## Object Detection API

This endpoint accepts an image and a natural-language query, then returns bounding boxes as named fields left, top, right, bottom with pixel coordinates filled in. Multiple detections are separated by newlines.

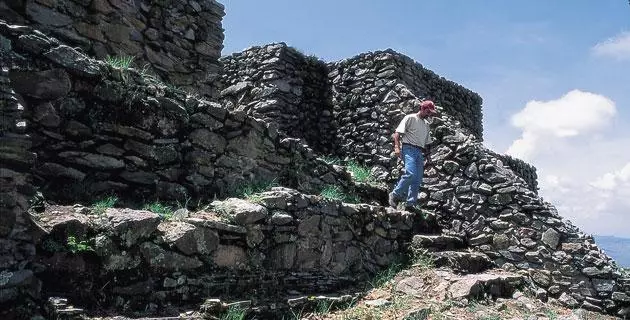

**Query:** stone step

left=430, top=250, right=494, bottom=274
left=444, top=270, right=525, bottom=300
left=394, top=269, right=524, bottom=301
left=410, top=234, right=466, bottom=252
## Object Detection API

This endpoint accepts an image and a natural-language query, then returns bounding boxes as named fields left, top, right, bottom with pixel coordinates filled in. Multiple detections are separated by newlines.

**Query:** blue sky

left=222, top=1, right=630, bottom=237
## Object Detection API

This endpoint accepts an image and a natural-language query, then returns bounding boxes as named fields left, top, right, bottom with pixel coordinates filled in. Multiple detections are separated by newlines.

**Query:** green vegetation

left=284, top=306, right=305, bottom=320
left=544, top=309, right=558, bottom=320
left=233, top=179, right=279, bottom=202
left=368, top=262, right=404, bottom=288
left=315, top=299, right=334, bottom=315
left=220, top=305, right=246, bottom=320
left=91, top=196, right=118, bottom=215
left=105, top=55, right=135, bottom=69
left=411, top=248, right=436, bottom=271
left=143, top=201, right=174, bottom=220
left=319, top=185, right=360, bottom=203
left=66, top=235, right=94, bottom=254
left=346, top=160, right=374, bottom=184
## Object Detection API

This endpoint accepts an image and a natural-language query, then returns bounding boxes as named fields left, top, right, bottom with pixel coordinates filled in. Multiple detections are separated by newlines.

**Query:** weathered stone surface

left=213, top=198, right=268, bottom=225
left=447, top=273, right=523, bottom=299
left=10, top=69, right=71, bottom=99
left=541, top=228, right=560, bottom=249
left=558, top=292, right=579, bottom=308
left=104, top=208, right=160, bottom=247
left=140, top=242, right=203, bottom=270
left=411, top=235, right=465, bottom=251
left=158, top=222, right=219, bottom=255
left=212, top=245, right=247, bottom=269
left=395, top=276, right=426, bottom=295
left=190, top=128, right=226, bottom=153
left=431, top=251, right=493, bottom=274
left=58, top=151, right=124, bottom=170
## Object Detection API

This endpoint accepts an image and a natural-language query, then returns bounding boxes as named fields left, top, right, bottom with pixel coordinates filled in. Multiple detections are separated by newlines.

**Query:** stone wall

left=0, top=22, right=352, bottom=206
left=32, top=187, right=422, bottom=315
left=421, top=112, right=629, bottom=317
left=329, top=49, right=483, bottom=147
left=490, top=151, right=538, bottom=193
left=0, top=0, right=225, bottom=97
left=0, top=54, right=40, bottom=317
left=219, top=43, right=336, bottom=154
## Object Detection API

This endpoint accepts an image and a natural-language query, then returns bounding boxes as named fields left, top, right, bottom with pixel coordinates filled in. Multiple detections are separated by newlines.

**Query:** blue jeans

left=392, top=144, right=424, bottom=206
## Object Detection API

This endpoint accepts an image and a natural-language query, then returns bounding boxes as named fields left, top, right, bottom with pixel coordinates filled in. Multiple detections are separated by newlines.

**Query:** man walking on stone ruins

left=388, top=100, right=437, bottom=210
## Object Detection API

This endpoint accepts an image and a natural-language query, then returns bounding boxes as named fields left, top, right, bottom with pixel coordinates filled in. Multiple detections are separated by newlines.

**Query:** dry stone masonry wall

left=219, top=43, right=336, bottom=154
left=1, top=23, right=352, bottom=207
left=32, top=187, right=421, bottom=316
left=0, top=57, right=40, bottom=316
left=0, top=0, right=225, bottom=97
left=490, top=150, right=539, bottom=193
left=420, top=113, right=630, bottom=317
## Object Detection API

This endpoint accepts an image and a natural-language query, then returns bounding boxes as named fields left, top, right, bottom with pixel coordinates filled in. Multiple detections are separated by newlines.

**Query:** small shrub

left=66, top=235, right=94, bottom=254
left=91, top=196, right=118, bottom=215
left=143, top=202, right=174, bottom=220
left=105, top=55, right=135, bottom=69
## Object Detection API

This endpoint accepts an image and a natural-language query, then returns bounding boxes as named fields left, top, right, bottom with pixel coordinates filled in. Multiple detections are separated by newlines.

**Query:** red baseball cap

left=419, top=100, right=437, bottom=114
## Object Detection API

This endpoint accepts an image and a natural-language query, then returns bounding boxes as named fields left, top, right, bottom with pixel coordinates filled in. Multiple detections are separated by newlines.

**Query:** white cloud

left=591, top=163, right=630, bottom=190
left=592, top=31, right=630, bottom=61
left=505, top=90, right=630, bottom=237
left=506, top=90, right=616, bottom=160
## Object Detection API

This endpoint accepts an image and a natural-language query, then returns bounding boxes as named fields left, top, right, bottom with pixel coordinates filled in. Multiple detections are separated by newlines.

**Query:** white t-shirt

left=395, top=114, right=433, bottom=148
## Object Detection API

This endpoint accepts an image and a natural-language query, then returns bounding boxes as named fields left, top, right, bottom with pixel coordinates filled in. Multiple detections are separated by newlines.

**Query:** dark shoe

left=388, top=192, right=399, bottom=208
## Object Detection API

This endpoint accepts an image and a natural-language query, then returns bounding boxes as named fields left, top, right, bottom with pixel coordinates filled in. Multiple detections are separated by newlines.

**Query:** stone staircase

left=407, top=217, right=526, bottom=301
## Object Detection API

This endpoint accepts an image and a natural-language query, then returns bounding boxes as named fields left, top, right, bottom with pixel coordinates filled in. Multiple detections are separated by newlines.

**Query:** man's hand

left=394, top=147, right=401, bottom=159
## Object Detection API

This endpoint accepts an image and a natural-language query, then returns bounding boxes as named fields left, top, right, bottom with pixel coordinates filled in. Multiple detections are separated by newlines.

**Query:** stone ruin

left=1, top=0, right=629, bottom=319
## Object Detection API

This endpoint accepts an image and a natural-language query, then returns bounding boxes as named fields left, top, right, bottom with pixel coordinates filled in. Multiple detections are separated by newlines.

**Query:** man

left=388, top=100, right=437, bottom=210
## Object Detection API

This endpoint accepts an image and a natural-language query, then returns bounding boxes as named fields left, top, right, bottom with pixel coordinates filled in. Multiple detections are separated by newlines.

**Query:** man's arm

left=393, top=132, right=401, bottom=158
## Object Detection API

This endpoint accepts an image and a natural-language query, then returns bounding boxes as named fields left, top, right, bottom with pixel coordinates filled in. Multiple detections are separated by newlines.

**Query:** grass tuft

left=319, top=185, right=360, bottom=203
left=346, top=160, right=373, bottom=183
left=368, top=262, right=404, bottom=288
left=143, top=201, right=174, bottom=220
left=315, top=299, right=334, bottom=315
left=233, top=179, right=279, bottom=202
left=105, top=55, right=135, bottom=69
left=91, top=196, right=118, bottom=215
left=220, top=305, right=246, bottom=320
left=410, top=247, right=435, bottom=271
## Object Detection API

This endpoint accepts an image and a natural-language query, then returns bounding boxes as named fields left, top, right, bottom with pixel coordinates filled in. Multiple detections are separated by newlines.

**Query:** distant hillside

left=594, top=235, right=630, bottom=267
